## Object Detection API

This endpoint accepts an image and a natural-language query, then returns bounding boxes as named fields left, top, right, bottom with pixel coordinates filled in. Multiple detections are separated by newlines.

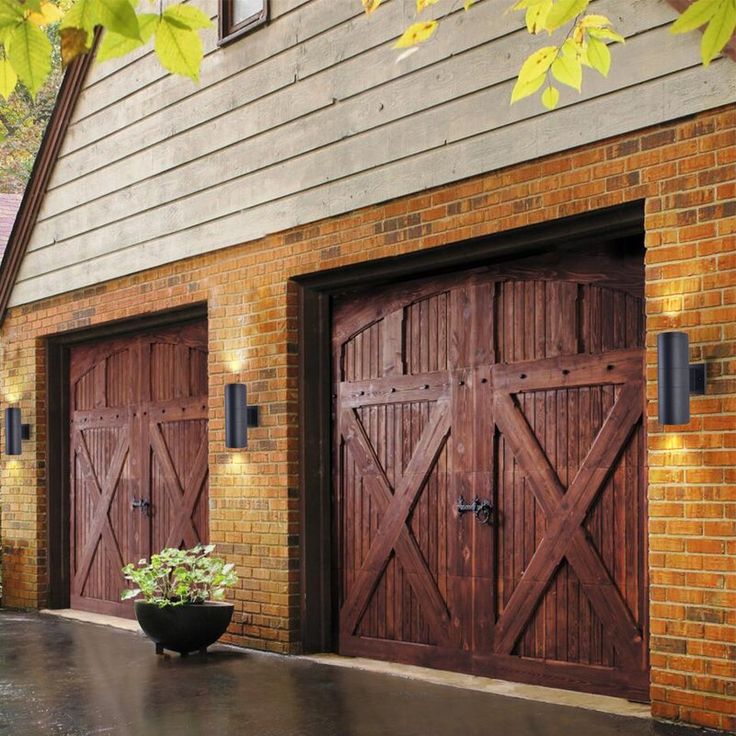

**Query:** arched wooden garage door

left=333, top=257, right=648, bottom=700
left=69, top=321, right=209, bottom=617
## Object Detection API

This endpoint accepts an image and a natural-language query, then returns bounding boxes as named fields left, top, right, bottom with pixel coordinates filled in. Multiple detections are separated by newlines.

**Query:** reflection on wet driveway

left=0, top=612, right=709, bottom=736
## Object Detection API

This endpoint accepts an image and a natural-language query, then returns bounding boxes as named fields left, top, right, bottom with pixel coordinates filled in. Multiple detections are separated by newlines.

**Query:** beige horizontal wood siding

left=9, top=0, right=736, bottom=306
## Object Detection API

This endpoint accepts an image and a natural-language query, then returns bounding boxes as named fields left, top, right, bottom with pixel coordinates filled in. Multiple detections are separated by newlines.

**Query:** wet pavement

left=0, top=610, right=715, bottom=736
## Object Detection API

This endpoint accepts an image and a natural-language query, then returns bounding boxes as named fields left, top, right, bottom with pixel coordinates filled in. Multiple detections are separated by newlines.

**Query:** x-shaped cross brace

left=73, top=428, right=129, bottom=592
left=492, top=383, right=645, bottom=669
left=340, top=400, right=452, bottom=645
left=149, top=422, right=209, bottom=549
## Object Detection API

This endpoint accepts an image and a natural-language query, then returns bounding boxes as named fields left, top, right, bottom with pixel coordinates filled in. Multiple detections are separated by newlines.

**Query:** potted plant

left=121, top=544, right=238, bottom=656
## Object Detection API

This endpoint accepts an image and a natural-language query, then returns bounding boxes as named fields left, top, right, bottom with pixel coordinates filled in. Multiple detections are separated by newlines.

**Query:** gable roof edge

left=0, top=44, right=96, bottom=327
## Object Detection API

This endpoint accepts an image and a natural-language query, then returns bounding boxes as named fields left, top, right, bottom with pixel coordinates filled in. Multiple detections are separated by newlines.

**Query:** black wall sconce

left=224, top=383, right=259, bottom=449
left=5, top=407, right=31, bottom=456
left=657, top=331, right=706, bottom=426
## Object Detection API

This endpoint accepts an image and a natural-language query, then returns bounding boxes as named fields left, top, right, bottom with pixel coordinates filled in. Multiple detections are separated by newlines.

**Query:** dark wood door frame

left=46, top=303, right=208, bottom=609
left=294, top=201, right=645, bottom=654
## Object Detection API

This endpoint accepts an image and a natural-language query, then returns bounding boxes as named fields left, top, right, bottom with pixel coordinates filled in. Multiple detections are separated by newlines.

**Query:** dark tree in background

left=0, top=22, right=63, bottom=192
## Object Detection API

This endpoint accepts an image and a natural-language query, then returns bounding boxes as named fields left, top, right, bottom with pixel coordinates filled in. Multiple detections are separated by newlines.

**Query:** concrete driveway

left=0, top=611, right=713, bottom=736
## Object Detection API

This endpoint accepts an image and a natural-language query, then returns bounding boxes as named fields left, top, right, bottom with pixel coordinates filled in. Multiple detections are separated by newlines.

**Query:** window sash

left=219, top=0, right=268, bottom=44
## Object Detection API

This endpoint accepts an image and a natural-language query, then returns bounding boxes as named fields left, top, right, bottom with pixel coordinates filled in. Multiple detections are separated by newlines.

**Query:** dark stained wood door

left=69, top=321, right=209, bottom=617
left=333, top=250, right=649, bottom=699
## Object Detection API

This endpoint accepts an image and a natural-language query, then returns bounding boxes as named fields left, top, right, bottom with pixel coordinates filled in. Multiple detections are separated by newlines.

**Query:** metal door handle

left=132, top=498, right=151, bottom=514
left=457, top=496, right=493, bottom=525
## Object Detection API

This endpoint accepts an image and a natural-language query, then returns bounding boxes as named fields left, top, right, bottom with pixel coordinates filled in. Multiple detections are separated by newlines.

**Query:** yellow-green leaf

left=163, top=4, right=212, bottom=31
left=0, top=0, right=24, bottom=30
left=362, top=0, right=382, bottom=14
left=526, top=0, right=552, bottom=33
left=541, top=84, right=559, bottom=109
left=587, top=26, right=625, bottom=43
left=671, top=0, right=720, bottom=33
left=0, top=56, right=17, bottom=98
left=551, top=53, right=582, bottom=90
left=61, top=0, right=96, bottom=39
left=60, top=26, right=88, bottom=66
left=512, top=0, right=548, bottom=9
left=6, top=18, right=51, bottom=96
left=95, top=0, right=140, bottom=40
left=511, top=70, right=546, bottom=103
left=97, top=12, right=157, bottom=62
left=514, top=45, right=557, bottom=88
left=579, top=14, right=612, bottom=28
left=561, top=37, right=585, bottom=61
left=154, top=14, right=203, bottom=81
left=701, top=0, right=736, bottom=65
left=137, top=12, right=159, bottom=40
left=393, top=20, right=437, bottom=48
left=28, top=3, right=64, bottom=27
left=27, top=2, right=64, bottom=26
left=417, top=0, right=439, bottom=11
left=464, top=0, right=473, bottom=8
left=544, top=0, right=589, bottom=32
left=586, top=36, right=611, bottom=76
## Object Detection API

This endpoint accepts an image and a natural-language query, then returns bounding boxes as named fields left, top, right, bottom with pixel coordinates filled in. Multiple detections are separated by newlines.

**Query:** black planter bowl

left=134, top=601, right=234, bottom=656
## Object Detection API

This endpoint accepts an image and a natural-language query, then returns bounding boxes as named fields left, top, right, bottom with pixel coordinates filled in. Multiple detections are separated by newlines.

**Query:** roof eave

left=0, top=43, right=97, bottom=327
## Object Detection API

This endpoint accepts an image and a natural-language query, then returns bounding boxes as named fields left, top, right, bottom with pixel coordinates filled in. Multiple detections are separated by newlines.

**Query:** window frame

left=218, top=0, right=268, bottom=46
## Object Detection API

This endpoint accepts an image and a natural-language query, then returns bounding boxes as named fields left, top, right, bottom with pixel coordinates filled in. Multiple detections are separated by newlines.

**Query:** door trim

left=293, top=201, right=645, bottom=655
left=46, top=303, right=208, bottom=609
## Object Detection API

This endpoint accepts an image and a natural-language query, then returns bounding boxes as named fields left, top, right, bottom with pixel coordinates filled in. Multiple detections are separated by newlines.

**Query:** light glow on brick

left=661, top=296, right=684, bottom=316
left=226, top=453, right=247, bottom=470
left=228, top=348, right=248, bottom=373
left=662, top=434, right=684, bottom=450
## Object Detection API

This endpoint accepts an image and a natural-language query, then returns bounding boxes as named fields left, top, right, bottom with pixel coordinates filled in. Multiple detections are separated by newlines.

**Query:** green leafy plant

left=121, top=544, right=238, bottom=607
left=0, top=0, right=212, bottom=104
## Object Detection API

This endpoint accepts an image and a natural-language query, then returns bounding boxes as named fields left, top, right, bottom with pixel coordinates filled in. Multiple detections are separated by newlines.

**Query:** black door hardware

left=457, top=496, right=493, bottom=525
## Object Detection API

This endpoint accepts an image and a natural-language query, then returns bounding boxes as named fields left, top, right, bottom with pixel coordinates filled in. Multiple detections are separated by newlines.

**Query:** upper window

left=219, top=0, right=268, bottom=45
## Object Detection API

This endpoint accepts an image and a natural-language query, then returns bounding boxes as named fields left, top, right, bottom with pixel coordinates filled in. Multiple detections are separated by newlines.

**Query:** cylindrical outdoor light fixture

left=225, top=383, right=248, bottom=449
left=5, top=407, right=22, bottom=456
left=657, top=331, right=706, bottom=426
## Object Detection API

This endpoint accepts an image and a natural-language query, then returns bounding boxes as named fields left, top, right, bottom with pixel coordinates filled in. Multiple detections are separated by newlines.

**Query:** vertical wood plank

left=472, top=280, right=494, bottom=654
left=449, top=283, right=473, bottom=650
left=68, top=322, right=208, bottom=618
left=137, top=338, right=152, bottom=560
left=332, top=263, right=646, bottom=698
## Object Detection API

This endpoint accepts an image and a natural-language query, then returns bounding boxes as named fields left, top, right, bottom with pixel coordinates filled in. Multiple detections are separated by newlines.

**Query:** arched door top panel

left=69, top=320, right=209, bottom=618
left=333, top=251, right=647, bottom=700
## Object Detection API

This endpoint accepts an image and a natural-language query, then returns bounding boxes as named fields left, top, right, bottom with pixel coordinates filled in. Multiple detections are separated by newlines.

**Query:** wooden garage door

left=333, top=253, right=648, bottom=700
left=69, top=321, right=209, bottom=617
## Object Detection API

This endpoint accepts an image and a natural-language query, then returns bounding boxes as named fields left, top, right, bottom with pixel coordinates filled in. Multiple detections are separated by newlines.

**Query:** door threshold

left=300, top=654, right=651, bottom=720
left=40, top=608, right=141, bottom=633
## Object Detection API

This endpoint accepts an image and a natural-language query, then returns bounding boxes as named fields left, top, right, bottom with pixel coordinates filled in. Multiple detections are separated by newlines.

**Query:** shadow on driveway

left=0, top=611, right=715, bottom=736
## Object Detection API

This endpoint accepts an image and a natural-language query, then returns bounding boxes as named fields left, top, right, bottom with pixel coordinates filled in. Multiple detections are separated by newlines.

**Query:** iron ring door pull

left=131, top=498, right=151, bottom=515
left=457, top=496, right=493, bottom=525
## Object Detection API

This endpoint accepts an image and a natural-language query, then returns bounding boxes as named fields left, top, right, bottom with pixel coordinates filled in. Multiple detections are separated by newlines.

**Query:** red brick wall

left=1, top=104, right=734, bottom=730
left=644, top=113, right=736, bottom=731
